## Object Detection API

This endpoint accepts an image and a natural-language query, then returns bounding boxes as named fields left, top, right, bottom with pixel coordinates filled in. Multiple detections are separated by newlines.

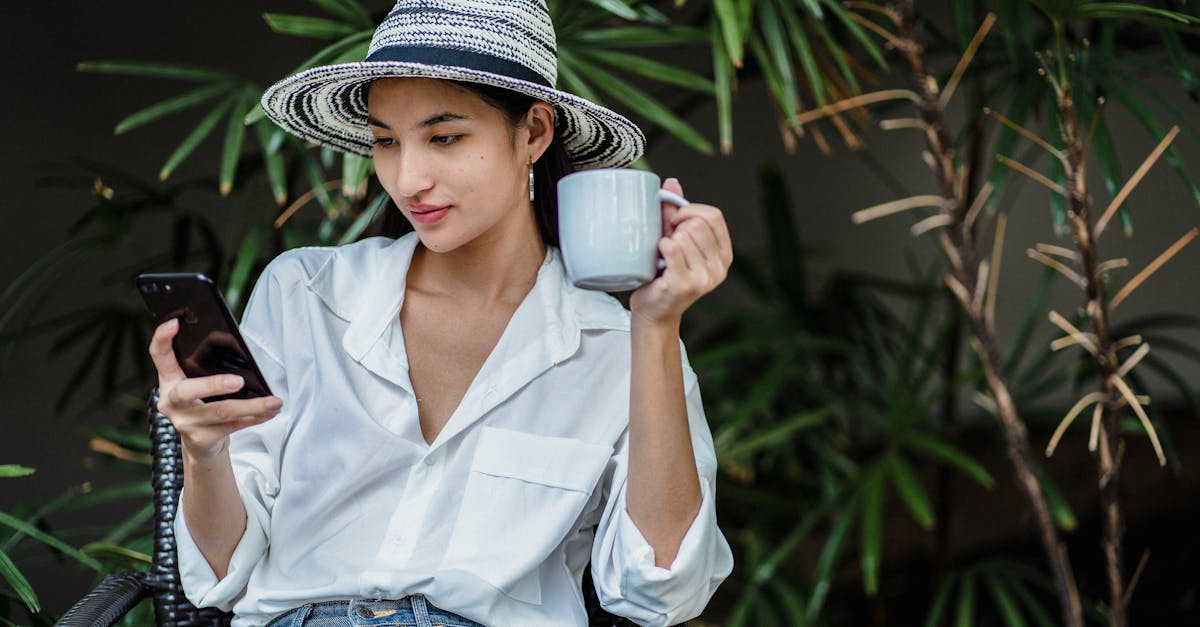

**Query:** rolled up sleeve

left=590, top=361, right=734, bottom=626
left=173, top=258, right=295, bottom=610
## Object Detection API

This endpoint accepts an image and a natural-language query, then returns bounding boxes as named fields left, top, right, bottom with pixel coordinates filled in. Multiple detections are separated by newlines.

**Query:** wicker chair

left=57, top=389, right=635, bottom=627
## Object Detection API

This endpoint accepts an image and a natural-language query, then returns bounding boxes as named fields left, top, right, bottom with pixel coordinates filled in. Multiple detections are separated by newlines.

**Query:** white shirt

left=176, top=233, right=733, bottom=627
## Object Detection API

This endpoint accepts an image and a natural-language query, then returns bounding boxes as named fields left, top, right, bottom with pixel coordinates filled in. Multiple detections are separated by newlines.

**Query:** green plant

left=4, top=1, right=1200, bottom=625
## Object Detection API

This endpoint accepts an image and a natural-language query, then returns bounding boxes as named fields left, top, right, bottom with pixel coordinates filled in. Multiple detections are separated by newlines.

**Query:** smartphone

left=136, top=273, right=272, bottom=402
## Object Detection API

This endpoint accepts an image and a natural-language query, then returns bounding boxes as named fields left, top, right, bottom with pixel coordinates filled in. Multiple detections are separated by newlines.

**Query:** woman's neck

left=407, top=211, right=546, bottom=306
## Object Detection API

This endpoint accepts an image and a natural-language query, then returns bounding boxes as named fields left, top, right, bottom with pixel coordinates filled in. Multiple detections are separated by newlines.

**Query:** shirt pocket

left=439, top=426, right=613, bottom=606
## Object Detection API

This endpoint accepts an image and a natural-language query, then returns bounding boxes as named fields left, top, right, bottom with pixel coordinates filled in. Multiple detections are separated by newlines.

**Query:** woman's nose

left=392, top=150, right=433, bottom=198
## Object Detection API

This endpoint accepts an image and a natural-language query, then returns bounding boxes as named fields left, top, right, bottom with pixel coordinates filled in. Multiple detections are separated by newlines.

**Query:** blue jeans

left=265, top=595, right=485, bottom=627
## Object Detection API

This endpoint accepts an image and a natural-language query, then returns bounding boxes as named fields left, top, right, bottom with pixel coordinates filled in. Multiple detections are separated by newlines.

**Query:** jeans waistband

left=265, top=594, right=485, bottom=627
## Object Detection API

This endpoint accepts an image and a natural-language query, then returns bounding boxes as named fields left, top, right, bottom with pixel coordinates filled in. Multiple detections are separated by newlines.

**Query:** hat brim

left=260, top=61, right=646, bottom=170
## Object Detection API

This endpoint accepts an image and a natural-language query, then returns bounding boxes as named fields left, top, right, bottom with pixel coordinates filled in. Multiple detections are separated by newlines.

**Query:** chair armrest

left=56, top=572, right=151, bottom=627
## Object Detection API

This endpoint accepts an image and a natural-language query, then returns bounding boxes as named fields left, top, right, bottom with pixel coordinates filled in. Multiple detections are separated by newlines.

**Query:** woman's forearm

left=626, top=315, right=703, bottom=568
left=182, top=444, right=248, bottom=580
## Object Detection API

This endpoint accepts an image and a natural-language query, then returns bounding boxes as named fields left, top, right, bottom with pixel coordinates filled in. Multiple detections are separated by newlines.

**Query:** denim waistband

left=264, top=595, right=485, bottom=627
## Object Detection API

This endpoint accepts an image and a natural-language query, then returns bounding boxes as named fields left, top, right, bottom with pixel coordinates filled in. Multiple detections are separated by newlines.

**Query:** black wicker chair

left=57, top=389, right=635, bottom=626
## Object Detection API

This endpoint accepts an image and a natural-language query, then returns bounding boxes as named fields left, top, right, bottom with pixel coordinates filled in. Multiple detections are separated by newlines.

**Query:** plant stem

left=892, top=3, right=1085, bottom=626
left=1058, top=83, right=1128, bottom=627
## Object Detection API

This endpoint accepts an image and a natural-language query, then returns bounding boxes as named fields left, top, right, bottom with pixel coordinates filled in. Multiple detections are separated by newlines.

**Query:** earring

left=528, top=163, right=535, bottom=202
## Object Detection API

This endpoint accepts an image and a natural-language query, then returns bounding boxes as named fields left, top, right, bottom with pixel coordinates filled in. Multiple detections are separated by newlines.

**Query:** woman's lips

left=407, top=204, right=451, bottom=225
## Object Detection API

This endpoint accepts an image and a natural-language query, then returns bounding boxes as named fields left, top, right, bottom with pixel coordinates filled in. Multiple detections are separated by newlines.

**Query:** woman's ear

left=523, top=101, right=555, bottom=162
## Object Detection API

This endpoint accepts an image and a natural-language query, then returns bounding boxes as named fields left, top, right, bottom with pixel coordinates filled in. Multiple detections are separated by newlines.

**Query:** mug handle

left=655, top=190, right=689, bottom=271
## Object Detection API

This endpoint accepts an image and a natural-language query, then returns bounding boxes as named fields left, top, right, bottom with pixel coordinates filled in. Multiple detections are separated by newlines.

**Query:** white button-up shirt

left=176, top=233, right=733, bottom=627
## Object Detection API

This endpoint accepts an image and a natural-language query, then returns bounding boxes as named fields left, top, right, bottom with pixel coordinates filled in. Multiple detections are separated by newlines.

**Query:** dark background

left=2, top=1, right=1199, bottom=622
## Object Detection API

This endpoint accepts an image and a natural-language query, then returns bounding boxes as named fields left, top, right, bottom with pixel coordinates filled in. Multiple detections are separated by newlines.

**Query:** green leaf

left=255, top=122, right=289, bottom=206
left=712, top=0, right=745, bottom=67
left=76, top=60, right=235, bottom=82
left=1007, top=572, right=1057, bottom=627
left=723, top=405, right=837, bottom=459
left=0, top=466, right=34, bottom=479
left=859, top=464, right=885, bottom=596
left=983, top=571, right=1028, bottom=627
left=807, top=496, right=858, bottom=620
left=924, top=575, right=956, bottom=627
left=779, top=0, right=827, bottom=108
left=225, top=225, right=267, bottom=311
left=574, top=48, right=714, bottom=93
left=101, top=503, right=154, bottom=546
left=757, top=0, right=799, bottom=120
left=584, top=0, right=639, bottom=21
left=0, top=512, right=102, bottom=572
left=81, top=542, right=152, bottom=566
left=220, top=89, right=256, bottom=196
left=955, top=570, right=978, bottom=627
left=262, top=13, right=358, bottom=39
left=569, top=25, right=709, bottom=47
left=0, top=549, right=37, bottom=614
left=904, top=433, right=994, bottom=488
left=341, top=154, right=373, bottom=200
left=307, top=0, right=373, bottom=27
left=1038, top=471, right=1077, bottom=531
left=159, top=94, right=237, bottom=181
left=711, top=19, right=736, bottom=154
left=812, top=18, right=860, bottom=95
left=338, top=192, right=391, bottom=246
left=818, top=0, right=888, bottom=69
left=114, top=82, right=234, bottom=135
left=1161, top=28, right=1199, bottom=101
left=567, top=55, right=714, bottom=154
left=888, top=454, right=935, bottom=530
left=769, top=578, right=809, bottom=626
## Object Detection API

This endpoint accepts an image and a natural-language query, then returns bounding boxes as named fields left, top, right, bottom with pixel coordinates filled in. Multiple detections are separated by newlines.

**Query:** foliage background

left=2, top=0, right=1200, bottom=624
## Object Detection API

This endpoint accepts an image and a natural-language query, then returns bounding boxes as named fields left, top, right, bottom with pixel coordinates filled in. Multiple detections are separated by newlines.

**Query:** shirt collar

left=303, top=232, right=631, bottom=365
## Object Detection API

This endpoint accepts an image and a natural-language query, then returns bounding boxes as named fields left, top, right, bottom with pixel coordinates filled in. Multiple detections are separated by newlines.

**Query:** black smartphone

left=136, top=273, right=272, bottom=402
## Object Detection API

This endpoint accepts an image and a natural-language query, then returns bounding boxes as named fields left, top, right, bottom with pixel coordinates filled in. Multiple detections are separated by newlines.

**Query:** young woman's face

left=367, top=77, right=534, bottom=254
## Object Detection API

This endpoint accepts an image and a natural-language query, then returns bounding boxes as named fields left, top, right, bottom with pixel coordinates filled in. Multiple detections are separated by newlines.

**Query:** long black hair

left=379, top=81, right=574, bottom=247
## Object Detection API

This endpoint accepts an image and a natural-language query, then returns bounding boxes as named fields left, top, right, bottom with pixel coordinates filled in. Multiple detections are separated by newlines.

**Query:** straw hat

left=260, top=0, right=646, bottom=169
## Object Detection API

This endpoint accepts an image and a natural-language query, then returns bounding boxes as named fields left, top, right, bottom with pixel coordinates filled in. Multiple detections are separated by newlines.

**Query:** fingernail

left=167, top=318, right=179, bottom=329
left=665, top=177, right=679, bottom=185
left=224, top=375, right=244, bottom=389
left=264, top=397, right=282, bottom=410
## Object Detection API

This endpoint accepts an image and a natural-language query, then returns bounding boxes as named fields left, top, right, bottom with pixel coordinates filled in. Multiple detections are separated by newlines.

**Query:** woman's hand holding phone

left=149, top=317, right=284, bottom=461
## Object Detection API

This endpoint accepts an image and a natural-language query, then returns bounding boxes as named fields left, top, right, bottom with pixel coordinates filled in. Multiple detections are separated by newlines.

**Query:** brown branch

left=1111, top=227, right=1200, bottom=309
left=940, top=13, right=998, bottom=107
left=892, top=4, right=1085, bottom=625
left=852, top=194, right=945, bottom=224
left=1096, top=126, right=1181, bottom=235
left=996, top=154, right=1067, bottom=195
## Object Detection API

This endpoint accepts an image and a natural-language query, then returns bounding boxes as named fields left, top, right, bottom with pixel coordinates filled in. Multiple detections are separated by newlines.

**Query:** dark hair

left=379, top=81, right=574, bottom=247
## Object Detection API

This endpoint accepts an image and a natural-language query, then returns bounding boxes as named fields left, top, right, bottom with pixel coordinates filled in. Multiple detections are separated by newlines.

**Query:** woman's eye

left=431, top=135, right=462, bottom=145
left=372, top=137, right=395, bottom=147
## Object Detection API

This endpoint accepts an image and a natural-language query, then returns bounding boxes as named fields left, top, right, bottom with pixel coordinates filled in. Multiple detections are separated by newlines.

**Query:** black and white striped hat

left=261, top=0, right=646, bottom=169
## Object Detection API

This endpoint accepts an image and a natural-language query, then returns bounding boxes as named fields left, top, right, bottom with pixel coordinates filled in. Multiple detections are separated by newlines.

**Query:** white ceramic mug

left=556, top=168, right=688, bottom=291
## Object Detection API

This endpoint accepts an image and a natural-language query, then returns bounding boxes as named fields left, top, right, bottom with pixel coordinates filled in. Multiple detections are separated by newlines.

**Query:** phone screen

left=137, top=273, right=272, bottom=401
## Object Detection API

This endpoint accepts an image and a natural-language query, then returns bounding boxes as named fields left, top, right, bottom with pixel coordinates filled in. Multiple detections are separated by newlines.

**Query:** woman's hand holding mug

left=556, top=170, right=732, bottom=322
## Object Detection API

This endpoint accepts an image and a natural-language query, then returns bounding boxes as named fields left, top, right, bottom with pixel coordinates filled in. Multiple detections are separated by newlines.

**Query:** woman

left=148, top=2, right=734, bottom=626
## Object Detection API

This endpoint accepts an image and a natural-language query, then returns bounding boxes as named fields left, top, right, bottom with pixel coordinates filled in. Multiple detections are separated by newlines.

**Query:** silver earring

left=529, top=164, right=535, bottom=202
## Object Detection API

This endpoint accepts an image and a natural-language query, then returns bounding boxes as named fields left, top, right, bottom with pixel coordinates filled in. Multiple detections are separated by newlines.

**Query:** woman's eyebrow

left=416, top=112, right=468, bottom=128
left=366, top=113, right=469, bottom=131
